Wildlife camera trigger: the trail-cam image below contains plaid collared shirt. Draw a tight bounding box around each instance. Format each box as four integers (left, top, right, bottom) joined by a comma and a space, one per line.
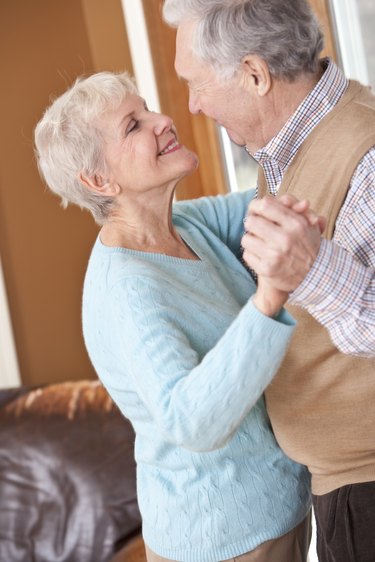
252, 59, 375, 357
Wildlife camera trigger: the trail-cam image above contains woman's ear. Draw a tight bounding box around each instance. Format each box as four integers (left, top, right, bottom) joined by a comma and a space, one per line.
240, 54, 272, 96
79, 172, 120, 196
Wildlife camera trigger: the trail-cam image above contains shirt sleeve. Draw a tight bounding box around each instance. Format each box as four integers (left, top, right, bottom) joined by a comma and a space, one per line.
289, 148, 375, 357
105, 275, 295, 452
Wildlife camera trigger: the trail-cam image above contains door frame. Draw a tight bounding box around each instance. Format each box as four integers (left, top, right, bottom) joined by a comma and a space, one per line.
0, 257, 21, 387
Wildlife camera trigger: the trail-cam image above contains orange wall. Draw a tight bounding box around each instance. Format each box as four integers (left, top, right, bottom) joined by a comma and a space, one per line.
0, 0, 132, 386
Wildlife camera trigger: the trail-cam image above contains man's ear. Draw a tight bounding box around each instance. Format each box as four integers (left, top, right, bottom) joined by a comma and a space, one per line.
79, 172, 120, 196
240, 54, 272, 96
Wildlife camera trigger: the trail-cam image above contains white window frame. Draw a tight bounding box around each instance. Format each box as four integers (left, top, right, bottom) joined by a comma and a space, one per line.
120, 0, 161, 112
329, 0, 370, 84
218, 128, 240, 192
0, 257, 21, 387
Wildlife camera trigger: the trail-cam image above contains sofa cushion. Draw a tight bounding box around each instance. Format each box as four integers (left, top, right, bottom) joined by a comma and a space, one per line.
0, 380, 142, 562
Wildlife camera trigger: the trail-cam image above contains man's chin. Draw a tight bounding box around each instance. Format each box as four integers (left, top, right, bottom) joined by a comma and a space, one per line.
224, 129, 246, 147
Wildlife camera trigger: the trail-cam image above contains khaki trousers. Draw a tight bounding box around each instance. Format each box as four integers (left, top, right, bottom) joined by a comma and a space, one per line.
145, 511, 312, 562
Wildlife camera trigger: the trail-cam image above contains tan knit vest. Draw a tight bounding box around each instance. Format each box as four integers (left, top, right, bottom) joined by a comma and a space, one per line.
258, 81, 375, 495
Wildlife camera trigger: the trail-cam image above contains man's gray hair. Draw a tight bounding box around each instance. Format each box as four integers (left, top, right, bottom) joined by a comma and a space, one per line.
163, 0, 324, 81
34, 71, 138, 224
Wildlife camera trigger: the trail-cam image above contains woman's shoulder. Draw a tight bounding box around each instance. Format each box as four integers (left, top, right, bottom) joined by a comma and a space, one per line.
84, 237, 157, 291
173, 189, 256, 226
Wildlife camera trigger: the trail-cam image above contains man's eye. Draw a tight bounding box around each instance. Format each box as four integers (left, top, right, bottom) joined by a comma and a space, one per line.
126, 119, 138, 135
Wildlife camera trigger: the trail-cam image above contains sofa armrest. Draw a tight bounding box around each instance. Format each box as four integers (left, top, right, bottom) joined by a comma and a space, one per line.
0, 380, 142, 562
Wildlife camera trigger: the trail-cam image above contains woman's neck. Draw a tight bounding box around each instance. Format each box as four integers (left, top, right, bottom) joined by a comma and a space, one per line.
99, 192, 199, 260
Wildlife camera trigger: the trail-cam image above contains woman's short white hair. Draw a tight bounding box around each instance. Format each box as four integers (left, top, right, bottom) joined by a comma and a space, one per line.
163, 0, 324, 81
34, 71, 138, 224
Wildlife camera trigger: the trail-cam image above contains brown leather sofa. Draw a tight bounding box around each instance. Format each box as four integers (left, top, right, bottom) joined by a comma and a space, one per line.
0, 380, 147, 562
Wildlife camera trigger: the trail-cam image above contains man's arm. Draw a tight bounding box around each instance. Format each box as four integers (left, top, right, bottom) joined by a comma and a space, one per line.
242, 150, 375, 357
288, 149, 375, 356
288, 238, 374, 355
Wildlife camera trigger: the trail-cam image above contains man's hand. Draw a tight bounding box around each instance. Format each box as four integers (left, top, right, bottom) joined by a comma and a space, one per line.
242, 195, 325, 293
278, 194, 326, 232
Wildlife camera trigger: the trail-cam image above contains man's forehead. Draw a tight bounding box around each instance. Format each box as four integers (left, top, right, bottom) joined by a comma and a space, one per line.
175, 24, 193, 66
176, 19, 197, 43
175, 22, 207, 80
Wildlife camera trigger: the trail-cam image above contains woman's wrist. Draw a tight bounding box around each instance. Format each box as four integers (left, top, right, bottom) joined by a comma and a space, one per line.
252, 293, 281, 318
252, 284, 289, 318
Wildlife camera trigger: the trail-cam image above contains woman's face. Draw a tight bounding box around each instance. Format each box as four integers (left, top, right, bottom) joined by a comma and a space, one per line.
99, 94, 198, 196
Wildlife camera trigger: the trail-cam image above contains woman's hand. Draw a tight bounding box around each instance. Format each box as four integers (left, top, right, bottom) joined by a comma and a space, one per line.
242, 195, 324, 293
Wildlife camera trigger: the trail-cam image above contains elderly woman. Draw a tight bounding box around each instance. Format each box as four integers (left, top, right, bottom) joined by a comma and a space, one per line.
34, 71, 320, 562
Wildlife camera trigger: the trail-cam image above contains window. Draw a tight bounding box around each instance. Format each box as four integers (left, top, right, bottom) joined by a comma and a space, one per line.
329, 0, 373, 86
355, 0, 375, 88
219, 129, 259, 193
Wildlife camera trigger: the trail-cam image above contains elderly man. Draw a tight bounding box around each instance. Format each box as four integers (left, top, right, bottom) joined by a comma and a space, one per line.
163, 1, 375, 561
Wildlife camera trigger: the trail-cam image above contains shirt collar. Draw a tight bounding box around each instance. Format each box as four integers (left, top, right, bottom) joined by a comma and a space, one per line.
252, 59, 349, 171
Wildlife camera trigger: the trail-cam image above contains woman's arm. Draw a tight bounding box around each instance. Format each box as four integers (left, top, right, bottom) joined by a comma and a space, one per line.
101, 275, 294, 452
174, 189, 255, 258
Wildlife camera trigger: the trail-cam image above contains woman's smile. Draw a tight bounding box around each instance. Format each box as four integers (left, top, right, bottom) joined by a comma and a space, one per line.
158, 138, 181, 156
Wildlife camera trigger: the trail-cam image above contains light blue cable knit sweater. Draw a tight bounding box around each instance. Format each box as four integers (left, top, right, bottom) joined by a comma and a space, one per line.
82, 190, 311, 562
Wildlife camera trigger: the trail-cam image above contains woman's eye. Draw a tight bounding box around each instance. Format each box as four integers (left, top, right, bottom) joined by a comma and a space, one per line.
125, 119, 138, 135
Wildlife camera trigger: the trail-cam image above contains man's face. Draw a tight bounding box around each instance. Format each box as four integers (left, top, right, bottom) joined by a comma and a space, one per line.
175, 21, 264, 149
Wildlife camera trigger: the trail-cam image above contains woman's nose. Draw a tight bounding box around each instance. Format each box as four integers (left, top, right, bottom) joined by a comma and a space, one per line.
153, 113, 173, 136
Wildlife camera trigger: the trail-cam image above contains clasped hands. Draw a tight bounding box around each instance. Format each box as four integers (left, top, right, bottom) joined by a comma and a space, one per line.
242, 195, 326, 317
